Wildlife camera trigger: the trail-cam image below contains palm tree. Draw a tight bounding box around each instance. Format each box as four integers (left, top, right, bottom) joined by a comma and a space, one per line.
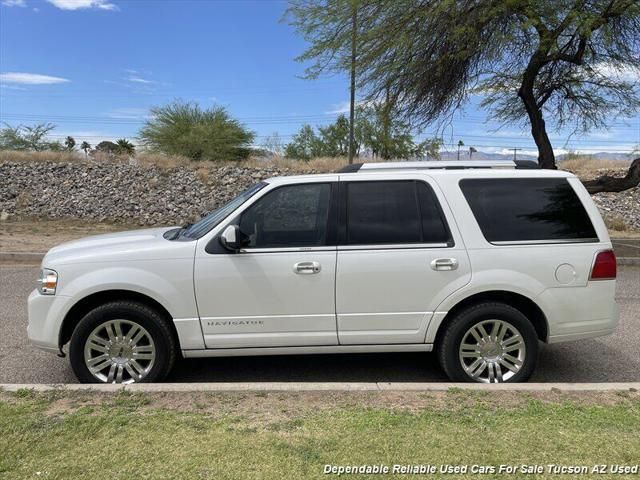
115, 138, 136, 156
457, 140, 464, 161
80, 141, 91, 157
64, 136, 76, 151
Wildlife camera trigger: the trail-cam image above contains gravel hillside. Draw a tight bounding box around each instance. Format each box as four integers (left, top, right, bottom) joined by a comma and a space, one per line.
0, 161, 638, 231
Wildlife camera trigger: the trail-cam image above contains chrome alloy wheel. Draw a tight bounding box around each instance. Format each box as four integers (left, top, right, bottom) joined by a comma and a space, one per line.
458, 319, 526, 383
83, 319, 156, 384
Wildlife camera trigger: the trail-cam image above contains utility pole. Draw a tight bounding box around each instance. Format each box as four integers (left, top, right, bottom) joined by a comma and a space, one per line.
510, 147, 522, 161
348, 1, 357, 164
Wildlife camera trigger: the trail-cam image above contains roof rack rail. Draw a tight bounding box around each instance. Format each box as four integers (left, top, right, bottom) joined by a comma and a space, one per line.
336, 160, 540, 173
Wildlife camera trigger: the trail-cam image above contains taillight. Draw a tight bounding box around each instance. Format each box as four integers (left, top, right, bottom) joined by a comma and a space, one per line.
590, 250, 617, 280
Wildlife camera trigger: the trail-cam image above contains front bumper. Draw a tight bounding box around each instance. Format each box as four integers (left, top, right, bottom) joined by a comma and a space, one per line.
27, 289, 71, 353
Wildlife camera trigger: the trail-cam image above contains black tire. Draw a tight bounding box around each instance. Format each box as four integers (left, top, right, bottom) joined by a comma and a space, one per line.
69, 301, 177, 384
436, 302, 538, 383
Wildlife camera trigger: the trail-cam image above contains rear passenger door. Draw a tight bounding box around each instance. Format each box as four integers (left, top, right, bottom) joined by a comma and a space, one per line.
335, 175, 471, 345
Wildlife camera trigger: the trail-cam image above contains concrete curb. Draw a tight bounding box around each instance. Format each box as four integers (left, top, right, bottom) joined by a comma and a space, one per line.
1, 382, 639, 393
619, 257, 640, 265
1, 252, 639, 266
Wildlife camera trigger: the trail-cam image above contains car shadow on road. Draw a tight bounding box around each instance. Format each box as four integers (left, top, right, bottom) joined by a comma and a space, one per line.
167, 338, 639, 384
168, 352, 449, 383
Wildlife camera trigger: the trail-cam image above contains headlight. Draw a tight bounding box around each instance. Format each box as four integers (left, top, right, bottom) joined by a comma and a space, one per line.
37, 268, 58, 295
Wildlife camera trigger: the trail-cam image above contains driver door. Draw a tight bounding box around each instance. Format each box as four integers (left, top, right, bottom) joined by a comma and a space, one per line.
194, 180, 339, 349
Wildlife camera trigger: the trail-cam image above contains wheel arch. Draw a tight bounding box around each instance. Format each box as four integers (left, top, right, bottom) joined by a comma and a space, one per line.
59, 289, 180, 352
431, 290, 549, 347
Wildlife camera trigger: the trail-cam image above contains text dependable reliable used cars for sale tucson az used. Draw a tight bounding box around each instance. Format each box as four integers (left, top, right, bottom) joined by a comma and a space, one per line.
27, 160, 619, 384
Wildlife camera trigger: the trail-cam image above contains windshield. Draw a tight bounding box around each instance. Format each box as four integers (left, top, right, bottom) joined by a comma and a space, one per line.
181, 182, 267, 239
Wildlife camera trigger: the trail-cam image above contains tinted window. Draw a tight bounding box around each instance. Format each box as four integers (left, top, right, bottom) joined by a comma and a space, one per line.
239, 183, 331, 248
345, 181, 450, 245
460, 178, 598, 243
417, 182, 451, 244
182, 182, 266, 239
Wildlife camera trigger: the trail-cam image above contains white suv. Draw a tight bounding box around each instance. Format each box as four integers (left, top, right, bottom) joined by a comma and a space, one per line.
28, 160, 619, 384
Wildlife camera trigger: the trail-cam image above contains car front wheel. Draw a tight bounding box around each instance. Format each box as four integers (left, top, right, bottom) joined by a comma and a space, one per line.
69, 301, 176, 384
437, 302, 538, 383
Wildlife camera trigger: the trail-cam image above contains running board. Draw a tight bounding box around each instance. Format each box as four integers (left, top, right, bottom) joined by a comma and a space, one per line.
182, 343, 432, 358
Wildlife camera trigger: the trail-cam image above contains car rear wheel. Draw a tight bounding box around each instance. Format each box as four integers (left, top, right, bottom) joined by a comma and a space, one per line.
69, 301, 176, 384
437, 302, 538, 383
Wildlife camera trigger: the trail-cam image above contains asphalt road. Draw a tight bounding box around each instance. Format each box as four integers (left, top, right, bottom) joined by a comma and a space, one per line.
1, 265, 638, 384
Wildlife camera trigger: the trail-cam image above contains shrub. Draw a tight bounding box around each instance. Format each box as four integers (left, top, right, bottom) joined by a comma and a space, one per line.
94, 141, 120, 154
0, 123, 62, 151
139, 101, 255, 162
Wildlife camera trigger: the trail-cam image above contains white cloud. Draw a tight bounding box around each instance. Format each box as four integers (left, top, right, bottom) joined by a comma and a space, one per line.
326, 101, 351, 114
325, 99, 376, 114
592, 61, 640, 83
106, 107, 149, 119
121, 71, 168, 88
127, 76, 155, 85
0, 72, 70, 85
45, 0, 118, 11
2, 0, 26, 7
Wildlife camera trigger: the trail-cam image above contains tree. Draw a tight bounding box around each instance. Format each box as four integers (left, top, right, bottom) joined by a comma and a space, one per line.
116, 138, 136, 156
358, 103, 434, 159
288, 0, 640, 191
64, 136, 76, 151
457, 140, 465, 161
284, 107, 440, 160
318, 114, 351, 156
284, 124, 323, 160
139, 101, 255, 161
94, 141, 120, 155
583, 157, 640, 193
262, 132, 285, 156
80, 141, 91, 157
0, 123, 59, 151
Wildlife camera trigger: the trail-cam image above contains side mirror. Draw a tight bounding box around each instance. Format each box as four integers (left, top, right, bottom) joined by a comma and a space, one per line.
219, 225, 241, 252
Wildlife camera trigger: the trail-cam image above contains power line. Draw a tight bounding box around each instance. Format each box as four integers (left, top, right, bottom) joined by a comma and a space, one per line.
2, 113, 637, 146
3, 112, 638, 135
37, 134, 637, 152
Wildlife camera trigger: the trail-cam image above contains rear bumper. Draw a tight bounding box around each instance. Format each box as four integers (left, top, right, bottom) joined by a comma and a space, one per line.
547, 327, 616, 344
537, 281, 619, 343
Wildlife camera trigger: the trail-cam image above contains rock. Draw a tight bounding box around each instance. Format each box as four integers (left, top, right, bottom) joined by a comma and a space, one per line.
0, 161, 312, 225
0, 161, 636, 231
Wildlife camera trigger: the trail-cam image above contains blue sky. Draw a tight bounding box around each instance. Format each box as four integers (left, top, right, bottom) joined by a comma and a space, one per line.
1, 0, 639, 157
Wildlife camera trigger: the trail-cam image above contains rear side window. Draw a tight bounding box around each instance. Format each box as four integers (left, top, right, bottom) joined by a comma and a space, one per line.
344, 180, 451, 245
460, 178, 598, 243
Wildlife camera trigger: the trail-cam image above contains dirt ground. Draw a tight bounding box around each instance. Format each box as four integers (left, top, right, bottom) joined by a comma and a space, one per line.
0, 219, 148, 253
3, 389, 639, 420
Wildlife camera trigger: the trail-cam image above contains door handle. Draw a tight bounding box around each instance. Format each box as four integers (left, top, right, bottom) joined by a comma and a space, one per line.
430, 258, 459, 271
294, 261, 321, 274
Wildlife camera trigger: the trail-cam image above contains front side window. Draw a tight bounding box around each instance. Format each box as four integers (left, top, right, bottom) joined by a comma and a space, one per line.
460, 178, 598, 243
238, 183, 332, 248
344, 180, 451, 245
181, 182, 266, 239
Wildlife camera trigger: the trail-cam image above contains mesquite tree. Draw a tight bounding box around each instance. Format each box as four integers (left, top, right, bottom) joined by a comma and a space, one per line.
287, 0, 640, 191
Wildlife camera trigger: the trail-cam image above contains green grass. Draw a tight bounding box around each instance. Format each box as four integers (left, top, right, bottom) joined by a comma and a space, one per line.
0, 391, 639, 479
